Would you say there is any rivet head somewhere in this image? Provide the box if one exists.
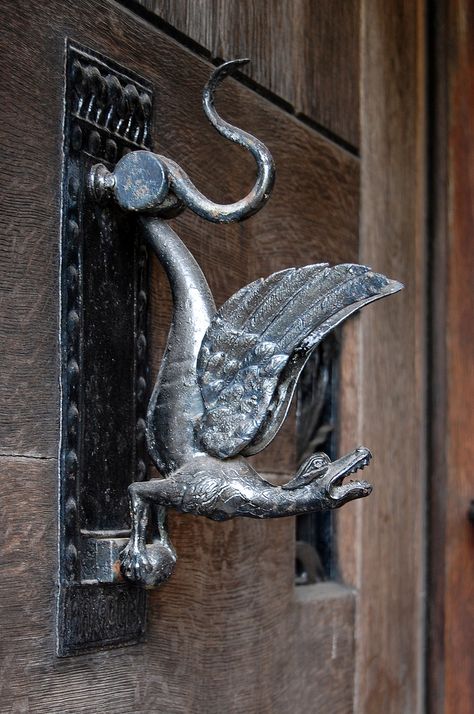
[105,138,117,162]
[65,449,78,477]
[67,358,79,384]
[136,333,147,362]
[65,542,78,574]
[68,175,80,199]
[136,376,147,401]
[68,218,79,242]
[67,403,79,439]
[136,418,146,443]
[65,496,77,526]
[71,124,82,151]
[88,130,101,156]
[67,309,80,338]
[66,265,78,296]
[137,289,147,311]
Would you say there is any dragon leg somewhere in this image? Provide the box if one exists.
[120,480,177,586]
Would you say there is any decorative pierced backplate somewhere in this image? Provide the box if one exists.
[57,43,152,656]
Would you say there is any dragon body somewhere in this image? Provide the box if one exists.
[119,216,401,585]
[90,59,405,586]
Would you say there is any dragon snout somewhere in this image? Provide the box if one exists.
[325,447,374,506]
[328,447,373,487]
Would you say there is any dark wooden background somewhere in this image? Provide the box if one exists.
[428,1,474,712]
[136,0,360,149]
[0,1,428,712]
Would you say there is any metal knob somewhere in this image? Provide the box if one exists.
[90,59,275,223]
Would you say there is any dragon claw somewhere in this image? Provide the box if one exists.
[120,540,177,587]
[120,542,152,582]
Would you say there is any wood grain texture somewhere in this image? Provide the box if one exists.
[0,1,359,712]
[335,318,360,588]
[0,0,358,468]
[349,1,427,712]
[0,456,356,713]
[134,0,360,148]
[0,0,429,710]
[0,11,62,457]
[428,1,474,711]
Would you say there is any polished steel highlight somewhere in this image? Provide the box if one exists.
[90,60,403,587]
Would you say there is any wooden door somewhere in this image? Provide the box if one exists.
[428,1,474,712]
[0,1,425,712]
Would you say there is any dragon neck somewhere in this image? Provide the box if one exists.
[139,216,216,474]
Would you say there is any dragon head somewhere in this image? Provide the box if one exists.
[283,446,373,508]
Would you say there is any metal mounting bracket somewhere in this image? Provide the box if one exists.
[57,42,152,656]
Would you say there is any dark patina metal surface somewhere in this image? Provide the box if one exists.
[90,59,275,222]
[57,43,152,655]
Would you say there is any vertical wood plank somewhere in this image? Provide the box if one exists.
[429,1,474,711]
[0,8,61,457]
[294,0,360,147]
[0,2,359,711]
[135,0,361,147]
[355,1,426,712]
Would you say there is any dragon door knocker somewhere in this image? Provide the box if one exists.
[89,59,402,586]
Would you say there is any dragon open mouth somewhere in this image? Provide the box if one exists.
[329,447,373,501]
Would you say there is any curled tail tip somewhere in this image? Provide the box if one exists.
[215,58,251,75]
[205,59,251,95]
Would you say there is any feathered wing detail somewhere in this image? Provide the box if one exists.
[196,264,402,458]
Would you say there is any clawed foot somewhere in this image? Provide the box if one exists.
[120,539,176,587]
[120,541,153,582]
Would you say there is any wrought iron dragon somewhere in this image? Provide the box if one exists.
[90,60,402,586]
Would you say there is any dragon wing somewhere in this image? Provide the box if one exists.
[196,264,402,458]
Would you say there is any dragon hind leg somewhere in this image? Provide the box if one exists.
[120,480,176,586]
